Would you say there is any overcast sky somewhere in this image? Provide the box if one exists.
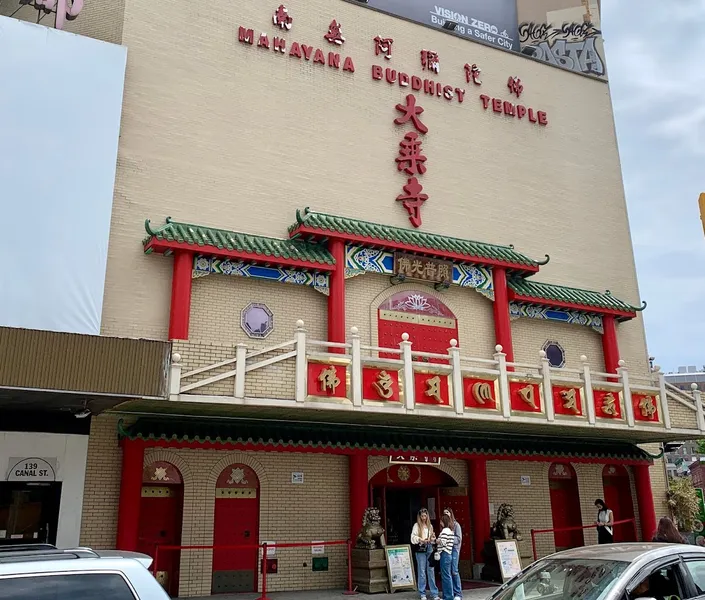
[601,1,705,372]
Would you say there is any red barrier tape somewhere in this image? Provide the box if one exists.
[153,539,356,598]
[530,519,637,561]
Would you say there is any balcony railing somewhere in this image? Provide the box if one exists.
[168,321,705,440]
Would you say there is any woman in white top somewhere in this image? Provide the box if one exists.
[594,498,614,544]
[443,508,463,600]
[436,514,455,600]
[411,508,439,600]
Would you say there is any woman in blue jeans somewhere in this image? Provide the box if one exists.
[443,508,463,600]
[410,509,439,600]
[436,514,455,600]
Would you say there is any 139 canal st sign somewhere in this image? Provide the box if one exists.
[6,457,57,482]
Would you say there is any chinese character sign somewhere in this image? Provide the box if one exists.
[272,5,292,30]
[464,63,482,85]
[420,50,440,74]
[389,454,441,465]
[374,36,393,59]
[394,252,453,284]
[324,20,345,45]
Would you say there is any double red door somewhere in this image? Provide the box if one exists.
[440,488,471,560]
[549,479,584,550]
[604,476,635,541]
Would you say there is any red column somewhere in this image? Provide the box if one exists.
[116,439,145,551]
[349,454,368,541]
[633,464,657,542]
[602,315,620,374]
[168,251,194,340]
[492,267,514,362]
[328,239,346,352]
[468,458,491,563]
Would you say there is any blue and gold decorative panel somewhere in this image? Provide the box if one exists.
[509,302,604,333]
[193,255,329,291]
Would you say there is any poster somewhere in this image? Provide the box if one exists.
[356,0,519,52]
[495,540,522,582]
[385,545,416,591]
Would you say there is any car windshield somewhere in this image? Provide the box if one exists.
[492,558,630,600]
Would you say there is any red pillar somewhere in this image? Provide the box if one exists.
[328,239,346,352]
[468,458,491,564]
[169,251,194,340]
[633,464,657,542]
[602,315,620,374]
[116,439,145,551]
[492,267,514,362]
[349,454,368,541]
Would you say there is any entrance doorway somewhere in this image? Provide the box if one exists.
[602,465,635,542]
[548,463,584,551]
[137,461,184,597]
[0,482,61,545]
[212,464,260,595]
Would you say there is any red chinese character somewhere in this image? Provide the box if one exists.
[396,177,428,228]
[420,50,440,74]
[374,36,394,59]
[507,76,523,98]
[395,132,427,176]
[464,63,481,85]
[394,94,428,134]
[324,20,345,45]
[272,5,292,30]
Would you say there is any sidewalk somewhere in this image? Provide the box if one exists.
[179,586,499,600]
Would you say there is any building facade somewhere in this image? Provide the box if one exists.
[2,0,705,596]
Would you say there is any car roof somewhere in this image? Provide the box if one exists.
[0,546,154,575]
[547,543,705,563]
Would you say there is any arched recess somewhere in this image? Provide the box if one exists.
[212,464,260,595]
[602,465,635,541]
[548,462,584,551]
[377,289,459,361]
[138,460,184,597]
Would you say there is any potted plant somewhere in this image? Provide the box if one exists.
[667,476,700,534]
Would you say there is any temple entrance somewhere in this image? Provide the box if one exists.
[548,463,584,551]
[602,465,635,542]
[137,461,184,597]
[378,291,459,360]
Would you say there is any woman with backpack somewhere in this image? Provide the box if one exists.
[410,508,439,600]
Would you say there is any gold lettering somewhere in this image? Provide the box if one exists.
[601,393,618,416]
[318,365,341,393]
[472,382,493,405]
[397,256,412,275]
[437,264,451,283]
[560,389,580,414]
[518,385,537,409]
[373,370,395,399]
[424,261,437,279]
[411,259,425,276]
[425,375,442,402]
[639,396,657,418]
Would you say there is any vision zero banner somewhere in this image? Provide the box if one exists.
[359,0,519,52]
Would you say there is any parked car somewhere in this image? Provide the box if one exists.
[488,543,705,600]
[0,544,170,599]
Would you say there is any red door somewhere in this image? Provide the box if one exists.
[212,465,260,594]
[137,462,183,597]
[603,465,635,541]
[440,488,472,561]
[548,463,584,551]
[378,291,458,362]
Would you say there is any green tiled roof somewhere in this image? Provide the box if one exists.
[118,418,651,462]
[289,208,545,271]
[144,217,334,266]
[509,278,646,314]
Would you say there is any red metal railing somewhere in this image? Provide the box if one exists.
[530,519,637,561]
[153,539,356,599]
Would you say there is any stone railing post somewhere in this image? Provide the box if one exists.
[692,384,705,432]
[234,343,248,398]
[350,326,362,407]
[400,333,415,411]
[581,355,596,425]
[539,350,554,422]
[295,320,307,403]
[618,360,635,427]
[494,344,511,419]
[653,366,671,430]
[169,352,182,401]
[449,339,464,415]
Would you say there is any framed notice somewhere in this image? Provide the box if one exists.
[495,540,522,582]
[384,545,416,592]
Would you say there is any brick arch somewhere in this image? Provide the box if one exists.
[144,449,194,487]
[367,455,463,486]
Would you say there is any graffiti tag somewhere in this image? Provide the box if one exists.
[518,21,604,77]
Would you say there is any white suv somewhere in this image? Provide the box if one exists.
[0,545,170,599]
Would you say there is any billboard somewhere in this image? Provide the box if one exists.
[0,17,127,335]
[359,0,519,52]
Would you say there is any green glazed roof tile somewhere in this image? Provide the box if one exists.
[118,418,651,462]
[144,217,334,266]
[509,278,646,314]
[289,208,543,270]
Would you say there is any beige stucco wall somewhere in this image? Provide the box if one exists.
[89,0,647,378]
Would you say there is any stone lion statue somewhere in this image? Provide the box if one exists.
[355,507,385,549]
[490,503,523,541]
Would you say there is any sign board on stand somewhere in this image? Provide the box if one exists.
[384,545,416,592]
[495,540,522,582]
